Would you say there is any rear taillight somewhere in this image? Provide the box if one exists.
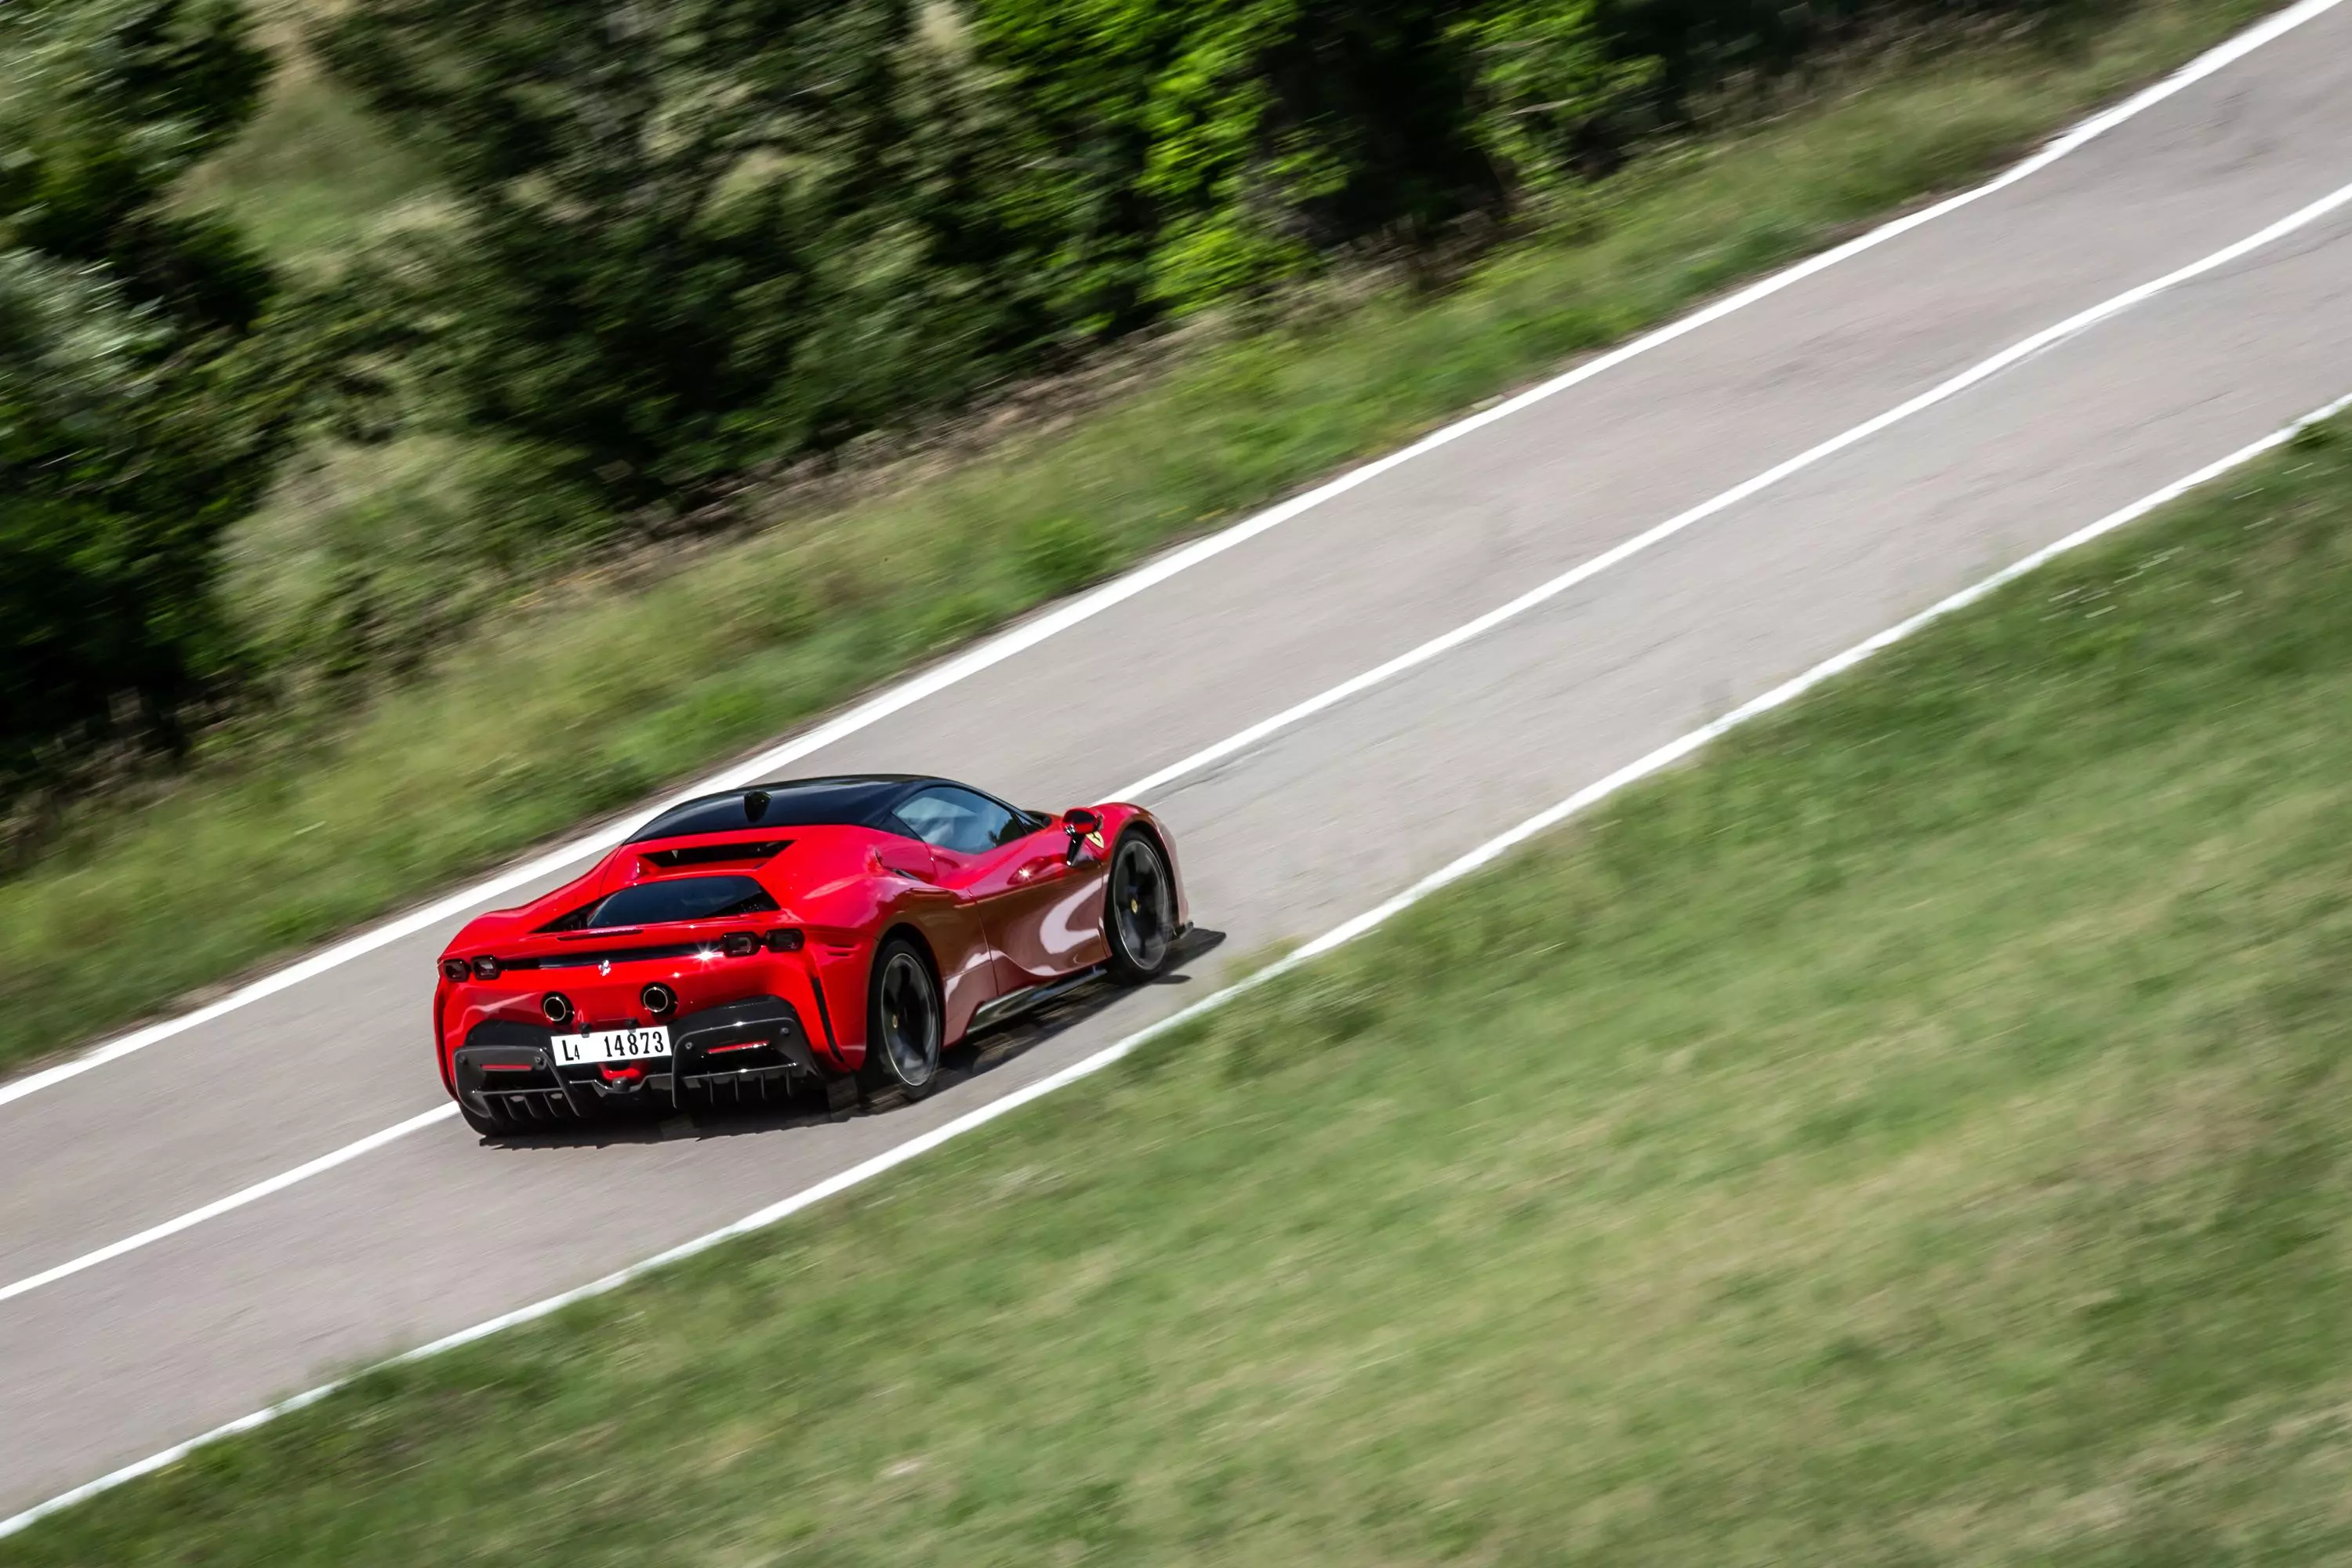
[471,955,502,981]
[440,958,470,982]
[721,931,760,958]
[765,927,804,953]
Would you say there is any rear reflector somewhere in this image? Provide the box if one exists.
[707,1040,769,1056]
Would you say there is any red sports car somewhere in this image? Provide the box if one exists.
[433,775,1186,1136]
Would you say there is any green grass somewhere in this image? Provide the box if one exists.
[13,419,2352,1566]
[0,0,2284,1078]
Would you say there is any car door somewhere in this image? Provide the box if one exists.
[892,785,1108,992]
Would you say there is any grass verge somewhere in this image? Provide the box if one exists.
[12,417,2352,1565]
[0,0,2285,1077]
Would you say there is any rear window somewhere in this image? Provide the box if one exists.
[578,876,779,930]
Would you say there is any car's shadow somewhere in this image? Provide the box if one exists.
[481,927,1228,1150]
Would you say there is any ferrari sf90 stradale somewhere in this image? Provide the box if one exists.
[433,776,1185,1135]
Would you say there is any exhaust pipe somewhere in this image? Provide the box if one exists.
[541,993,574,1026]
[641,982,677,1017]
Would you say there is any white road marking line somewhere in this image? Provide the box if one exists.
[7,169,2350,1315]
[1114,174,2352,802]
[7,386,2345,1544]
[0,1106,456,1308]
[4,0,2336,1112]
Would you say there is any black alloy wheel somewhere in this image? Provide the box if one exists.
[858,936,943,1102]
[1105,831,1176,982]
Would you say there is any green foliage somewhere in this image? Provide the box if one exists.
[299,0,1671,510]
[230,0,2117,566]
[1130,0,1504,306]
[972,0,1650,312]
[313,0,1066,519]
[0,0,274,332]
[1457,0,1661,197]
[0,0,285,786]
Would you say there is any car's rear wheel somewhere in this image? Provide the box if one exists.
[1104,830,1177,982]
[858,935,943,1104]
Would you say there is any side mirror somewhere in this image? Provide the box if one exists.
[1063,808,1102,865]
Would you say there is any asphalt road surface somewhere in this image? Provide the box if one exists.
[9,2,2352,1519]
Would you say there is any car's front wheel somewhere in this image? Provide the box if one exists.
[858,935,943,1104]
[1104,830,1178,982]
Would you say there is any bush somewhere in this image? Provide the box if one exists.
[971,0,1653,312]
[315,0,1069,520]
[0,0,288,787]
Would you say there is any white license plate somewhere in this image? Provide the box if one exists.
[550,1025,673,1066]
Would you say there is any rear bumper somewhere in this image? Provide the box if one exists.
[452,994,825,1124]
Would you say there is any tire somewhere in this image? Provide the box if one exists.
[1103,829,1178,982]
[858,935,944,1104]
[458,1097,514,1138]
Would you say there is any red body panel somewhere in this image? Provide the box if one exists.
[432,797,1185,1098]
[936,833,1112,991]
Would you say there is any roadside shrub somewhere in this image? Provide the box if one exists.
[971,0,1654,312]
[0,0,288,789]
[315,0,1067,520]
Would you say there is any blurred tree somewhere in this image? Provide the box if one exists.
[0,0,287,786]
[1457,0,1659,198]
[318,0,1664,507]
[1134,0,1504,307]
[971,0,1653,313]
[316,0,1058,517]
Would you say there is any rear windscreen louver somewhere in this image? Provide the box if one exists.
[638,839,789,869]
